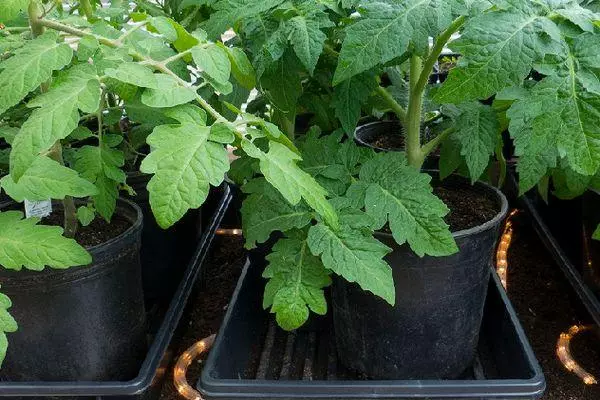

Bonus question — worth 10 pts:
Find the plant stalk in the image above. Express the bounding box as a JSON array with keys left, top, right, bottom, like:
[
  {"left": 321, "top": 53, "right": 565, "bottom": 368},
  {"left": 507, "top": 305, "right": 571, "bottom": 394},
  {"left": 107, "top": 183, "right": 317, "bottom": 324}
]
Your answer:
[
  {"left": 79, "top": 0, "right": 94, "bottom": 20},
  {"left": 405, "top": 56, "right": 424, "bottom": 168},
  {"left": 415, "top": 16, "right": 466, "bottom": 96},
  {"left": 48, "top": 143, "right": 79, "bottom": 238},
  {"left": 375, "top": 86, "right": 407, "bottom": 123},
  {"left": 29, "top": 6, "right": 78, "bottom": 237}
]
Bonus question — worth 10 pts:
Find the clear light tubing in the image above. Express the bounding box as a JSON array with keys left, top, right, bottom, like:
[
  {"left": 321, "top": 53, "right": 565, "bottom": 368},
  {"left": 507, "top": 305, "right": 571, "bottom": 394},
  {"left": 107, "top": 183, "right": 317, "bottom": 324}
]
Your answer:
[
  {"left": 496, "top": 209, "right": 519, "bottom": 289},
  {"left": 556, "top": 325, "right": 598, "bottom": 385},
  {"left": 173, "top": 335, "right": 216, "bottom": 400}
]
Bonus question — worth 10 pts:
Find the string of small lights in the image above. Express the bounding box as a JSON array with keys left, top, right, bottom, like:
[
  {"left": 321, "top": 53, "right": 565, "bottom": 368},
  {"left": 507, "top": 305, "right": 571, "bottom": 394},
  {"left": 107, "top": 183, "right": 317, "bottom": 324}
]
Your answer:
[
  {"left": 496, "top": 209, "right": 519, "bottom": 289},
  {"left": 173, "top": 335, "right": 215, "bottom": 400},
  {"left": 556, "top": 325, "right": 598, "bottom": 385}
]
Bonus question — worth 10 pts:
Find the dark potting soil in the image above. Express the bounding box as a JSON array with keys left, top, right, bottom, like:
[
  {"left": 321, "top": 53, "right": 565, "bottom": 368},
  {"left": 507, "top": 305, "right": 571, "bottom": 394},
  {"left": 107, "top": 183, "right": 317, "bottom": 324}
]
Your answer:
[
  {"left": 159, "top": 235, "right": 246, "bottom": 400},
  {"left": 508, "top": 217, "right": 600, "bottom": 400},
  {"left": 371, "top": 132, "right": 404, "bottom": 151},
  {"left": 434, "top": 184, "right": 499, "bottom": 232},
  {"left": 42, "top": 211, "right": 131, "bottom": 247}
]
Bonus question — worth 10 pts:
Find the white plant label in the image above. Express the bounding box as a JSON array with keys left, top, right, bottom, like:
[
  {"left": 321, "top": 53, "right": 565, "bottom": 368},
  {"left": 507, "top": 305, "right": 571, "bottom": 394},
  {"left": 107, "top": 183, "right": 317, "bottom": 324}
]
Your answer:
[{"left": 24, "top": 199, "right": 53, "bottom": 219}]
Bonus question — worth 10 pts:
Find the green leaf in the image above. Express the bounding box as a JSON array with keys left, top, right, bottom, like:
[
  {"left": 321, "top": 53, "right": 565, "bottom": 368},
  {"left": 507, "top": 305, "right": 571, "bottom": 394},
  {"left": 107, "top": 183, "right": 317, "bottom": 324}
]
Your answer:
[
  {"left": 10, "top": 64, "right": 101, "bottom": 180},
  {"left": 0, "top": 331, "right": 7, "bottom": 368},
  {"left": 77, "top": 205, "right": 95, "bottom": 227},
  {"left": 286, "top": 15, "right": 327, "bottom": 75},
  {"left": 0, "top": 157, "right": 98, "bottom": 202},
  {"left": 0, "top": 309, "right": 16, "bottom": 333},
  {"left": 74, "top": 144, "right": 126, "bottom": 184},
  {"left": 104, "top": 62, "right": 159, "bottom": 89},
  {"left": 307, "top": 217, "right": 395, "bottom": 305},
  {"left": 264, "top": 234, "right": 331, "bottom": 331},
  {"left": 0, "top": 210, "right": 92, "bottom": 271},
  {"left": 72, "top": 140, "right": 125, "bottom": 221},
  {"left": 241, "top": 178, "right": 313, "bottom": 249},
  {"left": 226, "top": 47, "right": 256, "bottom": 90},
  {"left": 204, "top": 0, "right": 285, "bottom": 38},
  {"left": 334, "top": 72, "right": 377, "bottom": 134},
  {"left": 358, "top": 152, "right": 458, "bottom": 257},
  {"left": 164, "top": 103, "right": 207, "bottom": 125},
  {"left": 0, "top": 126, "right": 18, "bottom": 145},
  {"left": 149, "top": 17, "right": 179, "bottom": 42},
  {"left": 260, "top": 51, "right": 302, "bottom": 114},
  {"left": 141, "top": 73, "right": 197, "bottom": 108},
  {"left": 507, "top": 84, "right": 560, "bottom": 194},
  {"left": 439, "top": 134, "right": 463, "bottom": 179},
  {"left": 241, "top": 140, "right": 338, "bottom": 229},
  {"left": 333, "top": 0, "right": 454, "bottom": 84},
  {"left": 434, "top": 6, "right": 557, "bottom": 103},
  {"left": 77, "top": 35, "right": 100, "bottom": 61},
  {"left": 192, "top": 44, "right": 232, "bottom": 86},
  {"left": 93, "top": 175, "right": 119, "bottom": 221},
  {"left": 593, "top": 224, "right": 600, "bottom": 241},
  {"left": 210, "top": 123, "right": 235, "bottom": 143},
  {"left": 0, "top": 32, "right": 73, "bottom": 115},
  {"left": 0, "top": 0, "right": 28, "bottom": 22},
  {"left": 140, "top": 123, "right": 230, "bottom": 228},
  {"left": 452, "top": 102, "right": 499, "bottom": 182}
]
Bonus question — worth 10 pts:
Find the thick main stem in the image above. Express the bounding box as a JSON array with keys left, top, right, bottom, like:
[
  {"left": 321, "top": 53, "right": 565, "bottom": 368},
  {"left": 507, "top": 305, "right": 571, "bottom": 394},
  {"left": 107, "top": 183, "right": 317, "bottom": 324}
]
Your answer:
[
  {"left": 405, "top": 56, "right": 424, "bottom": 168},
  {"left": 29, "top": 3, "right": 78, "bottom": 237}
]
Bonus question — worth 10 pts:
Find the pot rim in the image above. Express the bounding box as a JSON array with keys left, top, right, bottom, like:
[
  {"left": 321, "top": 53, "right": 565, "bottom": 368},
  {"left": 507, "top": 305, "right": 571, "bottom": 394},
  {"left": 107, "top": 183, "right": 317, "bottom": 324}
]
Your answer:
[
  {"left": 0, "top": 197, "right": 143, "bottom": 252},
  {"left": 376, "top": 174, "right": 509, "bottom": 240},
  {"left": 354, "top": 120, "right": 403, "bottom": 152}
]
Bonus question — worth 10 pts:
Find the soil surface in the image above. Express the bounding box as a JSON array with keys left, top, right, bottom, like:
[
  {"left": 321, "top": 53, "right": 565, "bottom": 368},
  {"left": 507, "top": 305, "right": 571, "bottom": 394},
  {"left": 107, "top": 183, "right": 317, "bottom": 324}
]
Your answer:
[
  {"left": 43, "top": 211, "right": 131, "bottom": 247},
  {"left": 372, "top": 133, "right": 404, "bottom": 151},
  {"left": 159, "top": 235, "right": 246, "bottom": 400},
  {"left": 509, "top": 217, "right": 600, "bottom": 400},
  {"left": 435, "top": 184, "right": 499, "bottom": 232}
]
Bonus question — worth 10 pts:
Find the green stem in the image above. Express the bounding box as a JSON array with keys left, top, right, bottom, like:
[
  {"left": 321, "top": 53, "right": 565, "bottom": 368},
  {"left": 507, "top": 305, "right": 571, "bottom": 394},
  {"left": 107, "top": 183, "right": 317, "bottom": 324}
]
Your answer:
[
  {"left": 28, "top": 1, "right": 46, "bottom": 38},
  {"left": 28, "top": 2, "right": 80, "bottom": 235},
  {"left": 47, "top": 143, "right": 79, "bottom": 238},
  {"left": 375, "top": 86, "right": 407, "bottom": 123},
  {"left": 415, "top": 16, "right": 465, "bottom": 96},
  {"left": 421, "top": 127, "right": 454, "bottom": 157},
  {"left": 405, "top": 56, "right": 424, "bottom": 168},
  {"left": 495, "top": 140, "right": 507, "bottom": 188},
  {"left": 37, "top": 18, "right": 120, "bottom": 47},
  {"left": 116, "top": 21, "right": 148, "bottom": 44},
  {"left": 79, "top": 0, "right": 94, "bottom": 20}
]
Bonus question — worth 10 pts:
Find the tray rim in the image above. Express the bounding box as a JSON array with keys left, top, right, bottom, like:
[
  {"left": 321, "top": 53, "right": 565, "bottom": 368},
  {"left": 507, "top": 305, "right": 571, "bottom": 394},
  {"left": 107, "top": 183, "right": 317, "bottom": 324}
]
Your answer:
[{"left": 198, "top": 258, "right": 546, "bottom": 399}]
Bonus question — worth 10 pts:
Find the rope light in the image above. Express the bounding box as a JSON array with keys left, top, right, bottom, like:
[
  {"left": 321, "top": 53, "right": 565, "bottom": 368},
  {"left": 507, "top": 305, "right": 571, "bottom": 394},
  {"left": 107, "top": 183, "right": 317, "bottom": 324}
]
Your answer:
[
  {"left": 556, "top": 325, "right": 597, "bottom": 385},
  {"left": 496, "top": 209, "right": 519, "bottom": 289},
  {"left": 173, "top": 335, "right": 215, "bottom": 400}
]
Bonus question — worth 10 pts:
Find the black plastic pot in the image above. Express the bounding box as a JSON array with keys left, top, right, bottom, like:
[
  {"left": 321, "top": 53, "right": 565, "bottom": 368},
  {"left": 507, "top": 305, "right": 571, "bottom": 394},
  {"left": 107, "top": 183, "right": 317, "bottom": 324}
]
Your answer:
[
  {"left": 0, "top": 185, "right": 232, "bottom": 398},
  {"left": 333, "top": 175, "right": 508, "bottom": 379},
  {"left": 198, "top": 258, "right": 545, "bottom": 399},
  {"left": 127, "top": 172, "right": 202, "bottom": 307},
  {"left": 0, "top": 198, "right": 146, "bottom": 382},
  {"left": 354, "top": 120, "right": 404, "bottom": 152}
]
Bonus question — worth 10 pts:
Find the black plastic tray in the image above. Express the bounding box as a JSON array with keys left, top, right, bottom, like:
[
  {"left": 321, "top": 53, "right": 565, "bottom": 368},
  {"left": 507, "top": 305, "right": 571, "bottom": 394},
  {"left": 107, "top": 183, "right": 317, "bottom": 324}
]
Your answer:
[
  {"left": 520, "top": 190, "right": 600, "bottom": 329},
  {"left": 0, "top": 184, "right": 232, "bottom": 398},
  {"left": 198, "top": 257, "right": 545, "bottom": 400}
]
